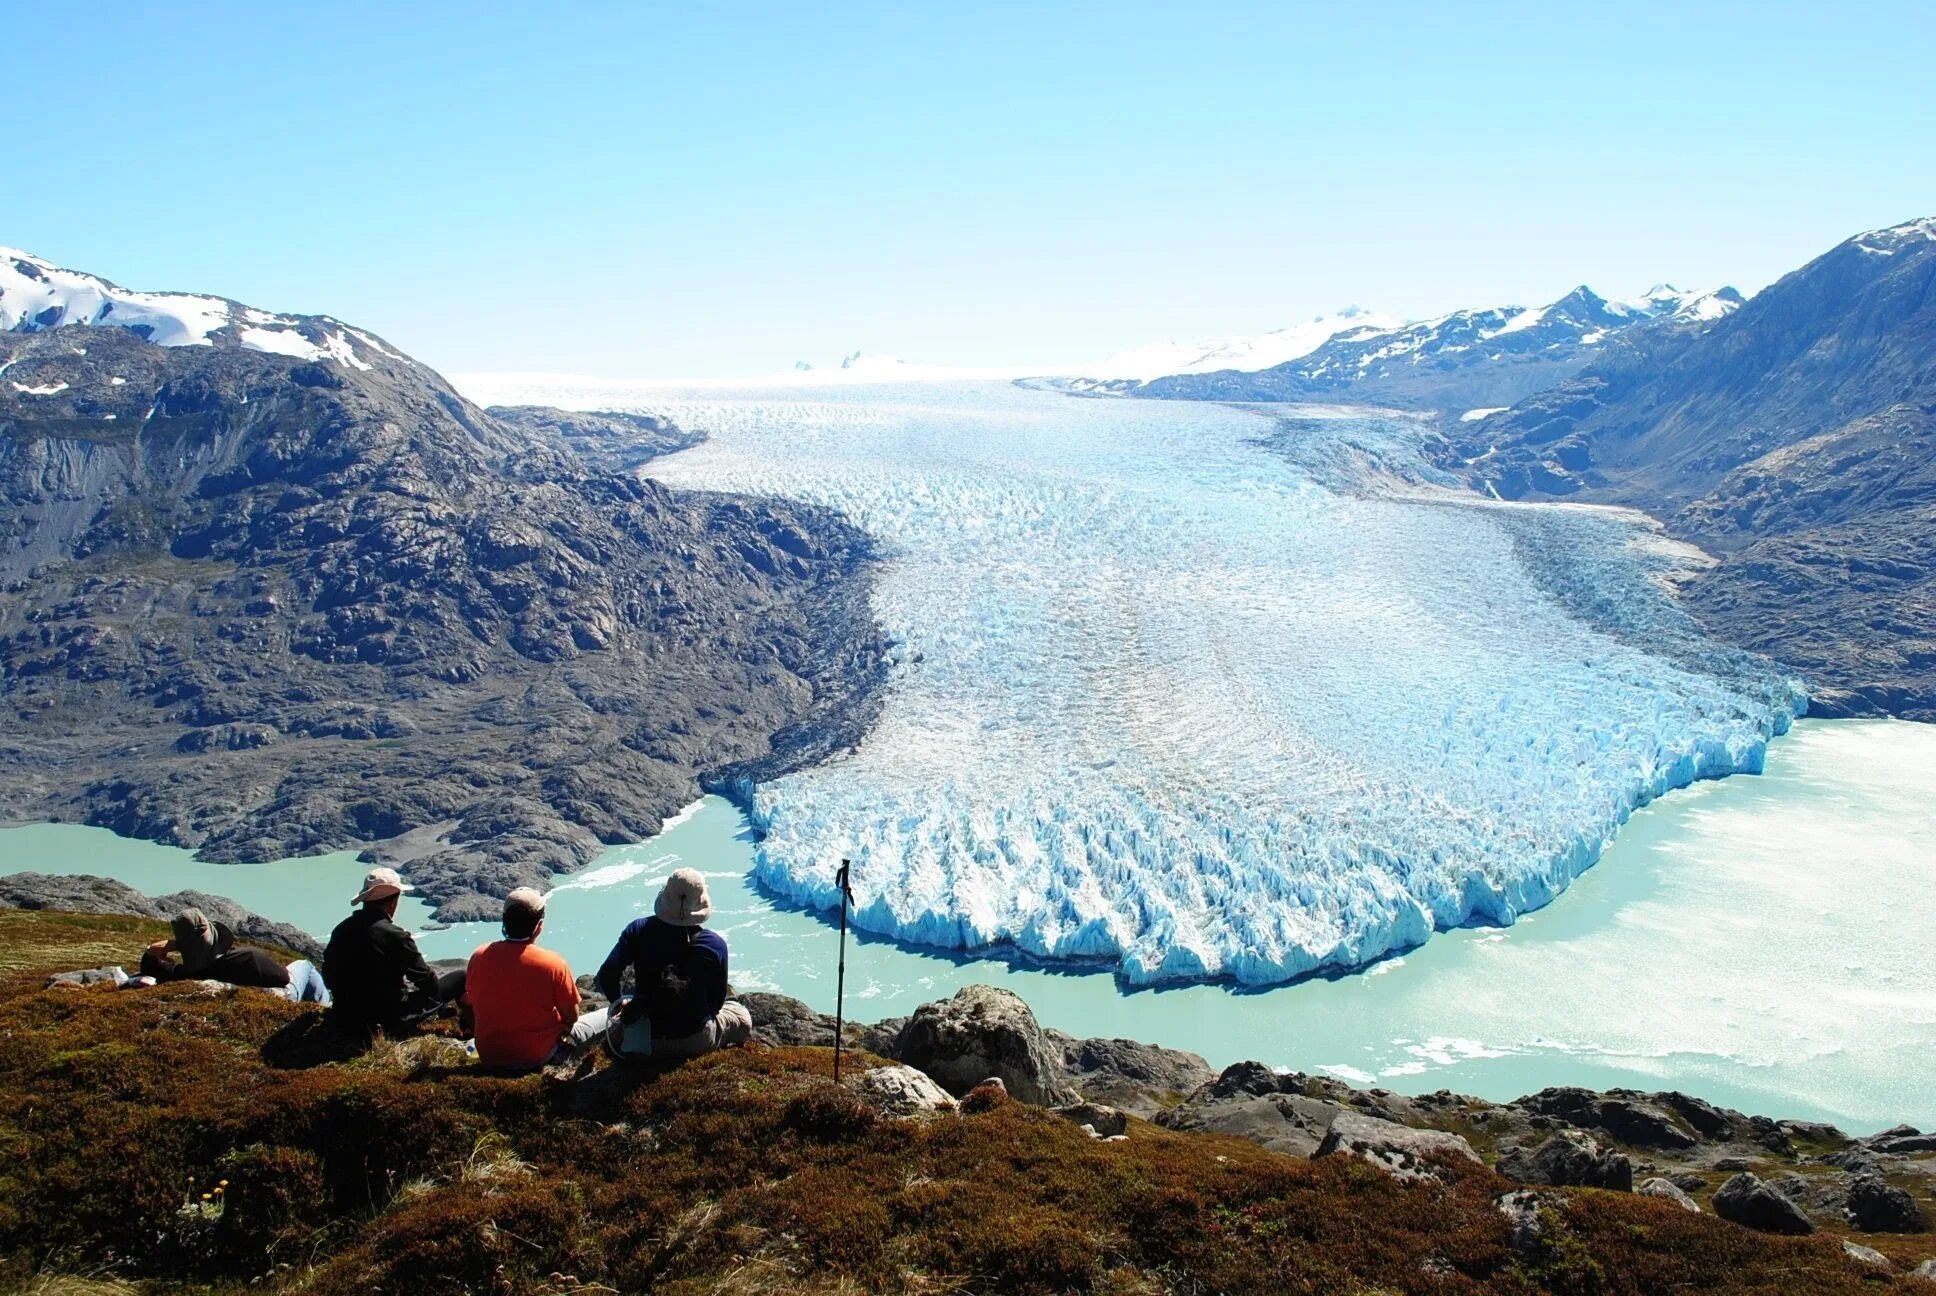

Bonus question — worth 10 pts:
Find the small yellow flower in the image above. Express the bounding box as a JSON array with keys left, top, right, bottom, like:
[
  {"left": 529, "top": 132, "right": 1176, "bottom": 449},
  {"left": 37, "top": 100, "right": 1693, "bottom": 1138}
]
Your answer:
[
  {"left": 201, "top": 1193, "right": 212, "bottom": 1201},
  {"left": 218, "top": 1179, "right": 230, "bottom": 1187}
]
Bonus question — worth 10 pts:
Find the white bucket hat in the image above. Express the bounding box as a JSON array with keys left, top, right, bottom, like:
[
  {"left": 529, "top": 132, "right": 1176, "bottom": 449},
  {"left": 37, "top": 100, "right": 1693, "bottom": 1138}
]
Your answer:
[
  {"left": 352, "top": 866, "right": 413, "bottom": 907},
  {"left": 654, "top": 868, "right": 712, "bottom": 927}
]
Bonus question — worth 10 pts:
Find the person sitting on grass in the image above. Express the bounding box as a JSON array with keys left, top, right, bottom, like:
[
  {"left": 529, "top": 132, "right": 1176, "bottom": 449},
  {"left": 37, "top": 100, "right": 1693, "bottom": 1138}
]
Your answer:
[
  {"left": 464, "top": 887, "right": 580, "bottom": 1071},
  {"left": 323, "top": 867, "right": 465, "bottom": 1036},
  {"left": 567, "top": 868, "right": 752, "bottom": 1062},
  {"left": 135, "top": 907, "right": 329, "bottom": 1001}
]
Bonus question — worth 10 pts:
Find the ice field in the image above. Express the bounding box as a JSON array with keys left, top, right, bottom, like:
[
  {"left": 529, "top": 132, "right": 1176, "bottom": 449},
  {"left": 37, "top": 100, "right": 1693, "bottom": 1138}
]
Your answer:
[{"left": 473, "top": 379, "right": 1806, "bottom": 986}]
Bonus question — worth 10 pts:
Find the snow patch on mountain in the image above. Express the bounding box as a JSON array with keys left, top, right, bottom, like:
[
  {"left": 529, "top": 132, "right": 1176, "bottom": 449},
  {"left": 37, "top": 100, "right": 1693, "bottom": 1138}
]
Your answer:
[
  {"left": 1081, "top": 307, "right": 1401, "bottom": 382},
  {"left": 1, "top": 247, "right": 386, "bottom": 370}
]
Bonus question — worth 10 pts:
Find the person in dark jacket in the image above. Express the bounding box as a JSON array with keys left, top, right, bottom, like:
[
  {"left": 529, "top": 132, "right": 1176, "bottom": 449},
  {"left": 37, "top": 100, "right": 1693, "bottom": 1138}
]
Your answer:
[
  {"left": 566, "top": 868, "right": 751, "bottom": 1060},
  {"left": 139, "top": 908, "right": 302, "bottom": 992},
  {"left": 322, "top": 868, "right": 464, "bottom": 1035}
]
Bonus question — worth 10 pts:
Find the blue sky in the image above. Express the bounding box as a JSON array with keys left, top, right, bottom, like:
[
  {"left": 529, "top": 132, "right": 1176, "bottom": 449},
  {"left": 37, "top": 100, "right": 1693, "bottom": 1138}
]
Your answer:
[{"left": 7, "top": 2, "right": 1932, "bottom": 377}]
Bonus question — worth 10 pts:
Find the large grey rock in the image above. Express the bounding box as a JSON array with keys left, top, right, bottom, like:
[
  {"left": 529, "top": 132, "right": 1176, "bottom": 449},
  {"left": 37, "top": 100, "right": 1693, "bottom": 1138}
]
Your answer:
[
  {"left": 1157, "top": 1093, "right": 1346, "bottom": 1158},
  {"left": 1512, "top": 1087, "right": 1697, "bottom": 1151},
  {"left": 1847, "top": 1175, "right": 1928, "bottom": 1233},
  {"left": 1048, "top": 1029, "right": 1215, "bottom": 1118},
  {"left": 1052, "top": 1102, "right": 1128, "bottom": 1138},
  {"left": 849, "top": 1065, "right": 958, "bottom": 1119},
  {"left": 1638, "top": 1177, "right": 1701, "bottom": 1212},
  {"left": 1497, "top": 1191, "right": 1556, "bottom": 1255},
  {"left": 1842, "top": 1241, "right": 1891, "bottom": 1269},
  {"left": 1497, "top": 1130, "right": 1634, "bottom": 1191},
  {"left": 1909, "top": 1257, "right": 1936, "bottom": 1281},
  {"left": 742, "top": 992, "right": 840, "bottom": 1047},
  {"left": 895, "top": 985, "right": 1078, "bottom": 1107},
  {"left": 1314, "top": 1111, "right": 1482, "bottom": 1183},
  {"left": 1712, "top": 1172, "right": 1815, "bottom": 1235},
  {"left": 0, "top": 872, "right": 324, "bottom": 960}
]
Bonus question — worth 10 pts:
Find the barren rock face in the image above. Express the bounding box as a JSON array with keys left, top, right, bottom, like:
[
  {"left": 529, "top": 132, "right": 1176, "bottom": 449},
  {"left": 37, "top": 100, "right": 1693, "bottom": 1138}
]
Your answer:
[{"left": 0, "top": 324, "right": 887, "bottom": 917}]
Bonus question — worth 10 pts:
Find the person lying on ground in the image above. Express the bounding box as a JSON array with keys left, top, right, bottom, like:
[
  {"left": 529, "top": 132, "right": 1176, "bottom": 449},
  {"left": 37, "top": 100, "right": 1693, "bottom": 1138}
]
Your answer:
[
  {"left": 464, "top": 887, "right": 580, "bottom": 1071},
  {"left": 567, "top": 868, "right": 752, "bottom": 1062},
  {"left": 323, "top": 868, "right": 464, "bottom": 1036},
  {"left": 135, "top": 907, "right": 329, "bottom": 1001}
]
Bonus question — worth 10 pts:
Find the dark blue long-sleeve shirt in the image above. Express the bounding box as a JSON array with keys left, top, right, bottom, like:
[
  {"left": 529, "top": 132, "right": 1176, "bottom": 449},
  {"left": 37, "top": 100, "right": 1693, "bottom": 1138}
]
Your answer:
[{"left": 594, "top": 916, "right": 728, "bottom": 1038}]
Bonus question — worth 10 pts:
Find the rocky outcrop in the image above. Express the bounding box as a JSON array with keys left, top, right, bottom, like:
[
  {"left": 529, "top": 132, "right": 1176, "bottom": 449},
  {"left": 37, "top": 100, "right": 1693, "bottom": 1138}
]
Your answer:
[
  {"left": 849, "top": 1064, "right": 957, "bottom": 1118},
  {"left": 1638, "top": 1178, "right": 1701, "bottom": 1212},
  {"left": 1045, "top": 1030, "right": 1216, "bottom": 1118},
  {"left": 894, "top": 985, "right": 1079, "bottom": 1106},
  {"left": 1314, "top": 1111, "right": 1482, "bottom": 1183},
  {"left": 0, "top": 871, "right": 322, "bottom": 960},
  {"left": 1497, "top": 1130, "right": 1634, "bottom": 1191},
  {"left": 1713, "top": 1172, "right": 1816, "bottom": 1235},
  {"left": 1849, "top": 1175, "right": 1929, "bottom": 1233}
]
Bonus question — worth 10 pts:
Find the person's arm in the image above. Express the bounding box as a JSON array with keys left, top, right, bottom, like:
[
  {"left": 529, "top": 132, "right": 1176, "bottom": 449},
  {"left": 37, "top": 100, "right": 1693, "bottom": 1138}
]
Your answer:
[
  {"left": 594, "top": 924, "right": 634, "bottom": 1005},
  {"left": 700, "top": 936, "right": 729, "bottom": 1016},
  {"left": 384, "top": 925, "right": 439, "bottom": 999},
  {"left": 554, "top": 962, "right": 581, "bottom": 1035}
]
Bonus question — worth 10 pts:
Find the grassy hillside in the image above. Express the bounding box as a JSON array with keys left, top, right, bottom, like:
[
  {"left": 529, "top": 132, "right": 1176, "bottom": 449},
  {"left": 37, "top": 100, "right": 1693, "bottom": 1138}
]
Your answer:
[{"left": 0, "top": 910, "right": 1922, "bottom": 1294}]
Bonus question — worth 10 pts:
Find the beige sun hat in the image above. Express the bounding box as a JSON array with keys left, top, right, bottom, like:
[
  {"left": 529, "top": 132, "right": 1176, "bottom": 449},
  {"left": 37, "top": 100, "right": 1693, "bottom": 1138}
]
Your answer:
[
  {"left": 352, "top": 866, "right": 413, "bottom": 907},
  {"left": 653, "top": 868, "right": 712, "bottom": 927}
]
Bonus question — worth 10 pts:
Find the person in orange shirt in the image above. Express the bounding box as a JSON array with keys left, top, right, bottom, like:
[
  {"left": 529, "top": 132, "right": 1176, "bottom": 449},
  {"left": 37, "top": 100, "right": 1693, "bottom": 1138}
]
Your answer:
[{"left": 464, "top": 888, "right": 581, "bottom": 1071}]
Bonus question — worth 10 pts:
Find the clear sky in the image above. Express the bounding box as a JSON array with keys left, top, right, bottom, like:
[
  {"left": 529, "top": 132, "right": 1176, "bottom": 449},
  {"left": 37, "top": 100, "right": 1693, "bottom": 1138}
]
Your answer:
[{"left": 7, "top": 2, "right": 1932, "bottom": 378}]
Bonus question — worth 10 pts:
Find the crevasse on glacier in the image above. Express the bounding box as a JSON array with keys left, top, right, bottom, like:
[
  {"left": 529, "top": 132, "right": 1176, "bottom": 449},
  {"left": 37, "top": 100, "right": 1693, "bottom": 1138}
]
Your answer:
[{"left": 624, "top": 381, "right": 1803, "bottom": 987}]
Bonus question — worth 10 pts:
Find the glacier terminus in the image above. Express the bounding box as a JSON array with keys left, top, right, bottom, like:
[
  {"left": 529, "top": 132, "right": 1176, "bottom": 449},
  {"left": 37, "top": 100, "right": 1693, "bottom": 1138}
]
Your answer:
[{"left": 485, "top": 378, "right": 1805, "bottom": 987}]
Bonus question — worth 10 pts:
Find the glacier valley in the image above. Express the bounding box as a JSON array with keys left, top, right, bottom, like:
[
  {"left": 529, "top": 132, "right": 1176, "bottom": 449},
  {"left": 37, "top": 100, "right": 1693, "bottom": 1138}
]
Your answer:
[{"left": 464, "top": 378, "right": 1805, "bottom": 986}]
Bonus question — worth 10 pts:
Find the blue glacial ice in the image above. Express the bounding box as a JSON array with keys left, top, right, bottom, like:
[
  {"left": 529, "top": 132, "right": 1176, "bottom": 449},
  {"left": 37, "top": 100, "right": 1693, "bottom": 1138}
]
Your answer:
[{"left": 616, "top": 380, "right": 1805, "bottom": 986}]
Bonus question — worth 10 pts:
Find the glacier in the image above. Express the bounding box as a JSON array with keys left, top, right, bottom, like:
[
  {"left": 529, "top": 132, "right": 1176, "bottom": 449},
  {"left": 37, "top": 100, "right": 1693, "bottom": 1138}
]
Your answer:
[{"left": 470, "top": 377, "right": 1804, "bottom": 987}]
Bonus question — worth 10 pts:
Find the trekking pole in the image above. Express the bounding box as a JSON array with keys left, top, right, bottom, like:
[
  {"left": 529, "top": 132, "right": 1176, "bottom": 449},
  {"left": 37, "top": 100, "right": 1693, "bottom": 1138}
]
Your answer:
[{"left": 832, "top": 857, "right": 853, "bottom": 1082}]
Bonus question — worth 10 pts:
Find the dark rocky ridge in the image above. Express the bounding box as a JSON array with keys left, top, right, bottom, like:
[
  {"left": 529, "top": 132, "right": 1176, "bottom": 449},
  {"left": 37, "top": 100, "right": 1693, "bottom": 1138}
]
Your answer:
[
  {"left": 0, "top": 870, "right": 323, "bottom": 960},
  {"left": 1431, "top": 219, "right": 1936, "bottom": 719},
  {"left": 0, "top": 312, "right": 889, "bottom": 919}
]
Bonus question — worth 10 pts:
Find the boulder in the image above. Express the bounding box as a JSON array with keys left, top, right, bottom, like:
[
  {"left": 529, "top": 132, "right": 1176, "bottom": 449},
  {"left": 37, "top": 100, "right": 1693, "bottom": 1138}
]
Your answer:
[
  {"left": 1156, "top": 1093, "right": 1346, "bottom": 1158},
  {"left": 1497, "top": 1190, "right": 1553, "bottom": 1255},
  {"left": 1049, "top": 1030, "right": 1215, "bottom": 1117},
  {"left": 894, "top": 985, "right": 1078, "bottom": 1106},
  {"left": 1051, "top": 1102, "right": 1128, "bottom": 1138},
  {"left": 1314, "top": 1111, "right": 1482, "bottom": 1183},
  {"left": 742, "top": 992, "right": 838, "bottom": 1047},
  {"left": 1847, "top": 1175, "right": 1928, "bottom": 1233},
  {"left": 1842, "top": 1241, "right": 1891, "bottom": 1269},
  {"left": 1712, "top": 1172, "right": 1815, "bottom": 1235},
  {"left": 44, "top": 965, "right": 129, "bottom": 988},
  {"left": 849, "top": 1065, "right": 958, "bottom": 1119},
  {"left": 1497, "top": 1130, "right": 1634, "bottom": 1191},
  {"left": 1638, "top": 1177, "right": 1701, "bottom": 1212},
  {"left": 1910, "top": 1258, "right": 1936, "bottom": 1281}
]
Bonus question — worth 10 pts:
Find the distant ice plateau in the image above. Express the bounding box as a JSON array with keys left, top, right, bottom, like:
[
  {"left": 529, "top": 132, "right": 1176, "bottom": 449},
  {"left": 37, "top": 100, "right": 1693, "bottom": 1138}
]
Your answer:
[{"left": 463, "top": 377, "right": 1804, "bottom": 986}]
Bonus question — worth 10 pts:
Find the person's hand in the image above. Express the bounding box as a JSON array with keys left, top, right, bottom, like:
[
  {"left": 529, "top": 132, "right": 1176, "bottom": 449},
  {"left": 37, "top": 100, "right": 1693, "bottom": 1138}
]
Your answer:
[{"left": 145, "top": 939, "right": 170, "bottom": 956}]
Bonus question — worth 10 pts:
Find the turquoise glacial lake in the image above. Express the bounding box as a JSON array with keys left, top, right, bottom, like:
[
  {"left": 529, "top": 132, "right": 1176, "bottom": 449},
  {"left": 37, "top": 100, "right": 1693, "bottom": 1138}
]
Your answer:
[{"left": 2, "top": 717, "right": 1930, "bottom": 1133}]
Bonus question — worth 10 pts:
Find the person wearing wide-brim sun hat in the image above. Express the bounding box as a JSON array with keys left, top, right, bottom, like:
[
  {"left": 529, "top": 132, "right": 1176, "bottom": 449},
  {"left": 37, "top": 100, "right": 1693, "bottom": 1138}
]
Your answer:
[
  {"left": 567, "top": 868, "right": 752, "bottom": 1062},
  {"left": 322, "top": 866, "right": 466, "bottom": 1037}
]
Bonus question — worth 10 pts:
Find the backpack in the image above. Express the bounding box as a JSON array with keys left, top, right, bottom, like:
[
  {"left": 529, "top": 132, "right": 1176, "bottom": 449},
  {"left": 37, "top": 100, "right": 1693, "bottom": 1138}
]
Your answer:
[{"left": 649, "top": 928, "right": 705, "bottom": 1029}]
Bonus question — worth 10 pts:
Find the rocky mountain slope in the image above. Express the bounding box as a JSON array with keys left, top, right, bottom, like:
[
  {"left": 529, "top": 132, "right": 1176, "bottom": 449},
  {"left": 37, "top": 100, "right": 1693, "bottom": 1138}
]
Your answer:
[
  {"left": 0, "top": 251, "right": 888, "bottom": 918},
  {"left": 1433, "top": 218, "right": 1936, "bottom": 718},
  {"left": 1099, "top": 284, "right": 1739, "bottom": 411}
]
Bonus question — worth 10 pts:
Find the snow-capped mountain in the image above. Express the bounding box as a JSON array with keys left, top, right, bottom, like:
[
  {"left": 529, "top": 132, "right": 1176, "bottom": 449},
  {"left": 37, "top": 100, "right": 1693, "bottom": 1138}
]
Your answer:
[
  {"left": 1, "top": 247, "right": 399, "bottom": 371},
  {"left": 1077, "top": 306, "right": 1401, "bottom": 383},
  {"left": 1103, "top": 283, "right": 1743, "bottom": 412}
]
